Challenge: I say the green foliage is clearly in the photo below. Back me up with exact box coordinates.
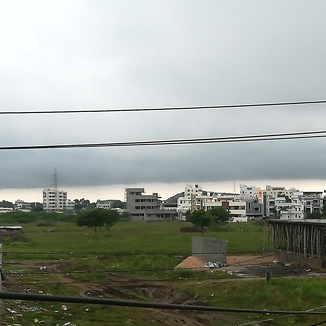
[73,198,96,211]
[306,211,323,219]
[186,207,230,234]
[0,211,75,224]
[186,209,211,236]
[0,199,14,208]
[76,208,119,234]
[209,207,230,224]
[111,199,125,209]
[30,202,44,212]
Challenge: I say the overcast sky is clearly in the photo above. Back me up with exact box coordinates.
[1,0,326,202]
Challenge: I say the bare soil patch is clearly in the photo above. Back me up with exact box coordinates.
[2,254,321,325]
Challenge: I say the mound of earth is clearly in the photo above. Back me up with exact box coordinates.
[175,256,206,270]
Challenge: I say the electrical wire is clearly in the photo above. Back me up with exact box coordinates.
[2,250,274,257]
[1,100,326,115]
[237,305,326,325]
[1,130,326,151]
[1,291,326,315]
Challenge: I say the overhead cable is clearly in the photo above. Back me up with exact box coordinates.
[1,291,326,315]
[1,130,326,151]
[0,100,326,115]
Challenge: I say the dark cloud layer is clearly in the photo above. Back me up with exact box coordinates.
[1,1,326,192]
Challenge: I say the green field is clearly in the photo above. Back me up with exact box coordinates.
[1,216,326,325]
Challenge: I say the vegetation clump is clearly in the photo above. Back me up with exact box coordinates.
[76,208,119,234]
[186,207,230,236]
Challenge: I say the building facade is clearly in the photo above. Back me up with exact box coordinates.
[125,188,176,221]
[43,188,74,212]
[15,200,31,212]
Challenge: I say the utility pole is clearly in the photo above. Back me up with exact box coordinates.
[52,168,58,212]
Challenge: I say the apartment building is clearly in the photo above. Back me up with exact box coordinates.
[238,185,263,218]
[96,199,114,209]
[125,188,176,221]
[177,184,202,214]
[15,199,31,212]
[302,191,323,215]
[43,188,74,212]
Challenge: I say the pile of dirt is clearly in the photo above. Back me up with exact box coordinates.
[175,255,206,270]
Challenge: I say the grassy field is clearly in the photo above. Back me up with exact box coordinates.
[1,217,326,325]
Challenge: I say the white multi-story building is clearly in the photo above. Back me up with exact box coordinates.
[177,184,202,216]
[43,188,74,212]
[277,192,304,220]
[15,199,31,212]
[264,185,298,199]
[262,185,299,217]
[96,199,113,209]
[302,191,323,216]
[239,184,262,201]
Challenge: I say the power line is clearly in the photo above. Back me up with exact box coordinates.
[1,291,326,315]
[1,130,326,151]
[238,305,326,325]
[1,100,326,115]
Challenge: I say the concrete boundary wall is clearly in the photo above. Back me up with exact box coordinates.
[192,237,227,263]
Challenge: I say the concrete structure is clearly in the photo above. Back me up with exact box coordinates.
[0,208,13,213]
[244,198,263,219]
[302,191,323,216]
[125,188,176,221]
[15,200,31,212]
[43,188,74,212]
[278,191,304,220]
[96,199,114,209]
[192,236,227,263]
[264,185,298,199]
[228,201,247,222]
[239,184,263,202]
[65,199,75,211]
[267,219,326,269]
[177,184,202,217]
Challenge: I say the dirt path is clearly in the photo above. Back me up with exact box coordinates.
[3,255,322,326]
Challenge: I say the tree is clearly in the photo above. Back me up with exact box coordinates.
[186,209,211,236]
[76,208,119,234]
[0,200,14,208]
[111,200,125,209]
[73,198,96,212]
[209,207,230,224]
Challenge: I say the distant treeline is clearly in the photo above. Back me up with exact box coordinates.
[0,211,76,224]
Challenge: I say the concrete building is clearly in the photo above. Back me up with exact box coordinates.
[262,185,299,217]
[0,207,13,213]
[15,200,31,212]
[177,184,202,216]
[278,192,304,220]
[244,198,263,219]
[125,188,176,221]
[239,184,263,202]
[43,188,74,212]
[237,185,263,219]
[96,199,114,209]
[302,191,323,216]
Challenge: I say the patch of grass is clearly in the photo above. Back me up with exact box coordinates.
[1,219,284,325]
[179,278,326,326]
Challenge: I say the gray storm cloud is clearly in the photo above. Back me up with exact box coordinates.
[0,0,326,191]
